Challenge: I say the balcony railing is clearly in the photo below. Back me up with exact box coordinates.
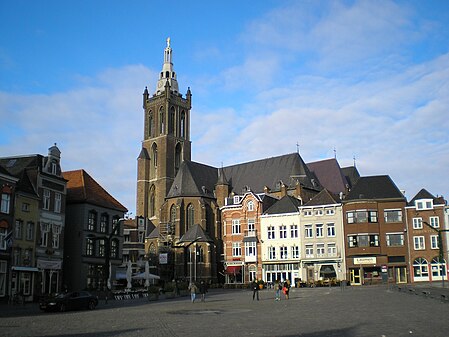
[244,229,257,237]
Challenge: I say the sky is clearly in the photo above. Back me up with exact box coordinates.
[1,0,448,216]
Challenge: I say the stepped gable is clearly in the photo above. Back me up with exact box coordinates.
[408,188,446,206]
[264,195,301,215]
[304,189,340,206]
[345,175,405,201]
[223,153,319,194]
[341,166,360,189]
[166,160,217,199]
[63,169,127,212]
[179,223,214,243]
[307,158,348,194]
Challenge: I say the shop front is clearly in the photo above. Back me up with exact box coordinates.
[263,263,300,287]
[348,256,407,285]
[225,263,243,284]
[10,266,38,302]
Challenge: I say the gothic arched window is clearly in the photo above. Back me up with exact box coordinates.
[149,185,156,217]
[152,143,158,167]
[148,111,154,138]
[180,111,186,138]
[187,204,194,229]
[159,107,165,135]
[175,143,182,175]
[169,107,175,134]
[170,205,176,233]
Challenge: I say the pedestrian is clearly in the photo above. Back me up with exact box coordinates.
[199,280,207,302]
[252,279,260,301]
[274,279,281,301]
[188,282,198,303]
[283,280,290,300]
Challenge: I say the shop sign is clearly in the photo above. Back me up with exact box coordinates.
[159,253,168,264]
[354,257,376,265]
[381,265,388,273]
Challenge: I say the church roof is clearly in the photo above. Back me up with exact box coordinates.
[178,224,214,243]
[63,169,128,212]
[341,166,360,189]
[222,152,319,194]
[307,158,348,194]
[166,161,218,199]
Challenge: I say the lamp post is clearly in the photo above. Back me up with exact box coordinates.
[87,218,124,291]
[423,221,449,288]
[172,237,201,283]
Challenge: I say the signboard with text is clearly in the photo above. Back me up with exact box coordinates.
[354,257,376,265]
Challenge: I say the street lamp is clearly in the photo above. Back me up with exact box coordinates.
[172,236,201,283]
[422,221,449,288]
[87,218,124,291]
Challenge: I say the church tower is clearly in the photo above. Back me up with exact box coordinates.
[136,38,192,227]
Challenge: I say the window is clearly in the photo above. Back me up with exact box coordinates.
[327,243,337,256]
[430,235,439,249]
[431,257,446,277]
[326,208,335,215]
[51,161,57,175]
[413,257,428,278]
[139,231,144,243]
[413,236,425,250]
[279,225,287,239]
[386,233,404,247]
[315,209,323,216]
[52,224,61,249]
[268,226,275,239]
[316,243,325,257]
[247,201,254,211]
[111,240,118,258]
[291,245,299,259]
[384,209,402,223]
[232,219,241,235]
[1,193,11,214]
[280,246,288,259]
[305,225,313,238]
[268,246,276,260]
[412,217,422,229]
[232,242,241,257]
[233,195,240,204]
[248,219,255,233]
[152,144,158,168]
[187,204,195,229]
[416,199,433,210]
[347,210,378,223]
[86,239,94,256]
[26,222,34,241]
[54,193,61,213]
[245,242,256,257]
[12,248,21,265]
[348,234,379,247]
[99,239,105,257]
[430,217,440,228]
[22,203,30,212]
[40,223,50,247]
[100,214,108,233]
[303,210,312,216]
[327,223,335,237]
[88,211,97,231]
[15,220,23,240]
[305,244,313,258]
[290,225,298,238]
[43,189,50,210]
[0,228,7,250]
[316,224,324,238]
[0,260,7,296]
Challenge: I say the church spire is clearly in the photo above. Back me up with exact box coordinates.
[155,37,179,95]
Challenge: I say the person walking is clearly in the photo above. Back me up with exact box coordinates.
[283,280,290,300]
[199,280,207,302]
[252,280,260,301]
[188,282,198,303]
[274,279,281,301]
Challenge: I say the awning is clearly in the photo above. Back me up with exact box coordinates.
[320,265,336,277]
[225,266,242,274]
[242,236,258,243]
[12,266,39,272]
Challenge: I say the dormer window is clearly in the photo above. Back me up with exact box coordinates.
[233,195,240,204]
[247,201,254,211]
[51,162,57,175]
[416,199,433,210]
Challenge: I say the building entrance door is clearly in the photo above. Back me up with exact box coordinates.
[396,267,407,283]
[350,268,361,285]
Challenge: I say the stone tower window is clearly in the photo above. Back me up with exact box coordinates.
[187,204,194,229]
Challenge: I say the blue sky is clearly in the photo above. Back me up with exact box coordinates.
[1,0,448,215]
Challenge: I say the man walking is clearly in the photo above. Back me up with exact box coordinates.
[252,280,260,301]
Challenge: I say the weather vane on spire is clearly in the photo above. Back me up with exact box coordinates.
[167,37,171,47]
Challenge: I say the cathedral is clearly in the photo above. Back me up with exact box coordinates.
[136,39,332,283]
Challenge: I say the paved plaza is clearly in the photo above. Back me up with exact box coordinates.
[2,285,449,337]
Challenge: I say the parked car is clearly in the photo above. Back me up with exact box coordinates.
[39,291,98,312]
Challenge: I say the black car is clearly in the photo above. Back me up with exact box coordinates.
[39,291,98,312]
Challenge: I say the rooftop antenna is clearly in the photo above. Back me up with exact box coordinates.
[333,147,337,159]
[296,141,300,154]
[353,155,357,168]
